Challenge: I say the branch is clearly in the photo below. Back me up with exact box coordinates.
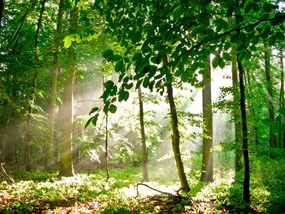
[136,182,175,197]
[185,14,285,54]
[0,163,15,184]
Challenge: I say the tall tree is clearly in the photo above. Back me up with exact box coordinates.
[138,86,148,182]
[231,44,243,172]
[264,41,277,148]
[237,58,250,203]
[60,5,78,177]
[48,0,65,169]
[25,0,46,171]
[164,55,190,192]
[279,49,285,148]
[200,54,213,182]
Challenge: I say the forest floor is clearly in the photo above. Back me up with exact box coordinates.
[1,150,285,213]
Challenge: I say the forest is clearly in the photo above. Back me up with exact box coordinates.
[0,0,285,213]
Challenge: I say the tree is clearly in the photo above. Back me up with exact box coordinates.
[264,41,277,148]
[60,5,79,177]
[138,86,148,182]
[25,0,46,171]
[48,0,65,169]
[200,54,213,182]
[164,55,190,192]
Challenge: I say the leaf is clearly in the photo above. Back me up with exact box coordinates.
[115,60,124,72]
[113,54,123,61]
[103,49,114,61]
[118,90,129,102]
[89,107,99,115]
[85,117,93,128]
[191,25,204,37]
[109,104,117,113]
[212,55,220,68]
[244,51,252,61]
[172,5,183,19]
[104,80,114,89]
[63,35,72,48]
[223,52,231,61]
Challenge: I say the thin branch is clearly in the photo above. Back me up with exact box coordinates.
[184,15,285,55]
[0,163,15,184]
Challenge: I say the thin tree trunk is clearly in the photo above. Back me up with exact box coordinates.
[163,55,190,192]
[245,68,258,145]
[24,0,45,172]
[237,59,250,204]
[60,6,78,177]
[279,49,284,148]
[48,0,65,169]
[138,86,148,182]
[0,0,4,27]
[105,112,110,180]
[103,76,110,180]
[200,54,213,182]
[264,42,276,148]
[231,45,243,172]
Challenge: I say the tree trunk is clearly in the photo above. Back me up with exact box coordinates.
[200,54,213,182]
[163,55,190,192]
[24,0,45,171]
[138,86,148,182]
[264,42,276,148]
[0,0,4,27]
[231,45,243,172]
[48,0,65,169]
[60,6,78,177]
[278,49,284,148]
[237,59,250,204]
[245,68,258,145]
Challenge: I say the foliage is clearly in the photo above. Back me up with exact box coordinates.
[1,151,285,213]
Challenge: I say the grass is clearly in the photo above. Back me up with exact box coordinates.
[0,149,285,213]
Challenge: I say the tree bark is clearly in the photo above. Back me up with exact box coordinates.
[138,86,148,182]
[278,49,284,148]
[231,45,243,172]
[59,6,78,177]
[237,59,250,204]
[264,42,276,148]
[24,0,45,172]
[48,0,65,169]
[163,55,190,192]
[200,54,213,182]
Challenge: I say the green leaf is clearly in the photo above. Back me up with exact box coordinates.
[115,60,124,72]
[103,49,114,61]
[85,117,93,128]
[109,104,117,113]
[191,25,204,37]
[118,90,129,102]
[63,35,73,48]
[172,5,183,19]
[89,107,99,115]
[212,55,220,68]
[113,54,123,61]
[218,58,225,69]
[223,52,231,61]
[244,51,252,61]
[104,80,114,89]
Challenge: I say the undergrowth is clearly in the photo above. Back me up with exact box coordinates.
[0,149,285,213]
